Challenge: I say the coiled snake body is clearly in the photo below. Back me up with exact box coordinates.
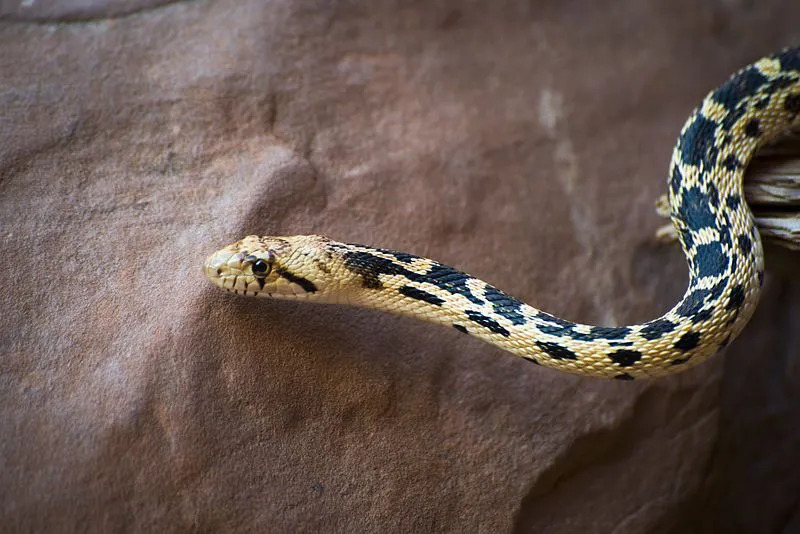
[206,49,800,379]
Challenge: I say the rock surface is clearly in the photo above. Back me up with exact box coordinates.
[2,1,799,532]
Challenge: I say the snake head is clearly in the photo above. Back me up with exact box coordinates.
[204,234,353,300]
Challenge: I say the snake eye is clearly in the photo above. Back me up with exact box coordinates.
[252,259,270,276]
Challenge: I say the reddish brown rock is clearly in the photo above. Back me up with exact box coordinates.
[1,1,799,532]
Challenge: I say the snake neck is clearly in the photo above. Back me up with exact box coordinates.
[321,49,800,379]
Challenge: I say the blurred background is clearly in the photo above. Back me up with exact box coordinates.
[1,1,799,532]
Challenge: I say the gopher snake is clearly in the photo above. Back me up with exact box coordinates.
[205,49,800,379]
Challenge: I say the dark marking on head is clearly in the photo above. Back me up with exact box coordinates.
[465,310,509,337]
[483,285,527,325]
[275,268,318,293]
[313,258,331,274]
[744,118,761,137]
[726,285,745,310]
[674,331,701,351]
[639,319,678,340]
[614,373,635,381]
[609,349,642,367]
[399,285,444,306]
[535,341,577,360]
[453,324,468,334]
[694,241,727,278]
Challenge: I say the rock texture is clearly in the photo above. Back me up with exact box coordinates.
[2,1,799,532]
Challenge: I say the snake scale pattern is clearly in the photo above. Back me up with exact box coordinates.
[205,48,800,379]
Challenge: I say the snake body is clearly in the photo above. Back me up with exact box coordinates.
[205,49,800,379]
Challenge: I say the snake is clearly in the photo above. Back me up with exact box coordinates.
[205,48,800,379]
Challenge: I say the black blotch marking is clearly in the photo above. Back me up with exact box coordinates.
[679,186,716,231]
[535,312,593,341]
[718,223,731,249]
[721,154,742,171]
[453,324,468,334]
[275,268,318,293]
[343,251,397,289]
[343,250,484,304]
[681,228,694,250]
[670,167,683,195]
[744,118,761,137]
[609,349,642,367]
[738,234,752,256]
[465,310,509,337]
[727,285,745,310]
[785,93,800,115]
[712,66,769,110]
[399,285,444,306]
[427,264,484,305]
[754,96,770,110]
[694,241,728,278]
[614,373,635,381]
[535,341,577,360]
[483,285,527,325]
[679,114,719,167]
[730,253,738,274]
[776,48,800,71]
[589,326,631,340]
[707,183,719,207]
[726,194,741,211]
[677,288,710,319]
[608,340,634,347]
[675,331,701,351]
[691,309,713,323]
[374,247,420,264]
[640,319,678,340]
[709,279,727,300]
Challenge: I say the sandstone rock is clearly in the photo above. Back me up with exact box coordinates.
[2,1,799,531]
